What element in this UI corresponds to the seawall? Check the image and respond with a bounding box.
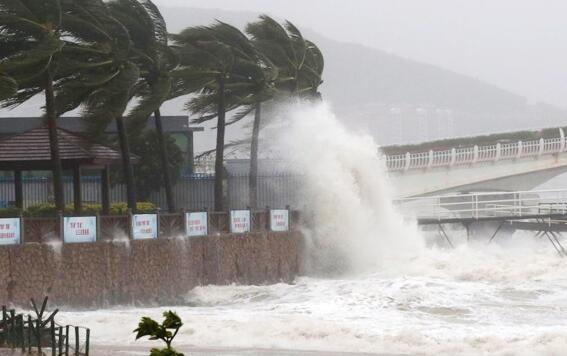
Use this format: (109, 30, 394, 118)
(0, 231, 301, 308)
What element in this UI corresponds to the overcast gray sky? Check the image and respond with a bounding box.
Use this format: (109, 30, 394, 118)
(154, 0, 567, 108)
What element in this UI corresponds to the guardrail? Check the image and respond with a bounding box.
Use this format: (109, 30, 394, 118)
(385, 129, 566, 171)
(0, 297, 90, 355)
(395, 189, 567, 220)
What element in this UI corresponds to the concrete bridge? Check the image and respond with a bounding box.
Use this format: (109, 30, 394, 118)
(384, 128, 567, 198)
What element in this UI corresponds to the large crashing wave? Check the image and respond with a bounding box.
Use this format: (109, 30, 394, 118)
(263, 101, 423, 274)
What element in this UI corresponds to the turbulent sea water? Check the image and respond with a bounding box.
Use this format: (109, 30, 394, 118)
(57, 103, 567, 355)
(57, 235, 567, 355)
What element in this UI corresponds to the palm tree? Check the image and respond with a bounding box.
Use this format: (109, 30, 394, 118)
(172, 22, 260, 211)
(244, 16, 325, 208)
(53, 0, 140, 211)
(107, 0, 179, 212)
(0, 0, 68, 211)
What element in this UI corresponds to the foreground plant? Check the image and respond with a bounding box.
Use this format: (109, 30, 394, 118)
(134, 311, 184, 356)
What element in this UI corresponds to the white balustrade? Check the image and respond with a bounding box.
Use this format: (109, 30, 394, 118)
(385, 132, 567, 171)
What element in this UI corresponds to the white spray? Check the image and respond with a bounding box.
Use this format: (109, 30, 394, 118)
(263, 101, 423, 274)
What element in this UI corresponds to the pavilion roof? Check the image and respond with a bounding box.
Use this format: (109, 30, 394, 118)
(0, 126, 130, 169)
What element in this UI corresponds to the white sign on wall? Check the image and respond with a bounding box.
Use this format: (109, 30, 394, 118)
(63, 216, 97, 243)
(270, 209, 290, 232)
(0, 218, 20, 245)
(185, 212, 208, 237)
(132, 214, 158, 240)
(230, 210, 251, 233)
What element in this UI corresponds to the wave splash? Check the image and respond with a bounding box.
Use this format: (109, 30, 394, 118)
(263, 101, 423, 275)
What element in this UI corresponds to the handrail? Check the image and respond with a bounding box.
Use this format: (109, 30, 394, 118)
(395, 189, 567, 220)
(385, 131, 566, 171)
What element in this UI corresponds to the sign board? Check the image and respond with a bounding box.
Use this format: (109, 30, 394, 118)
(185, 212, 208, 237)
(63, 216, 97, 244)
(0, 218, 20, 245)
(270, 209, 290, 232)
(230, 210, 251, 233)
(132, 214, 158, 240)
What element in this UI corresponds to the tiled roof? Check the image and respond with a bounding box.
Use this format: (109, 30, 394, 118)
(0, 126, 124, 163)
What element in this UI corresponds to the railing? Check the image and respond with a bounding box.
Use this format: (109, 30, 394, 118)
(395, 189, 567, 221)
(385, 130, 566, 171)
(0, 173, 299, 211)
(0, 298, 90, 355)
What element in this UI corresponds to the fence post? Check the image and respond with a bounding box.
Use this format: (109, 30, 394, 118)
(450, 148, 456, 166)
(517, 141, 523, 159)
(58, 326, 63, 355)
(95, 212, 100, 242)
(27, 315, 31, 352)
(19, 315, 24, 352)
(286, 205, 291, 231)
(85, 329, 90, 356)
(404, 152, 411, 171)
(473, 145, 479, 163)
(51, 319, 56, 356)
(36, 318, 41, 355)
(19, 213, 24, 245)
(9, 309, 14, 349)
(75, 326, 79, 356)
(427, 150, 433, 168)
(495, 143, 501, 162)
(561, 128, 565, 152)
(127, 209, 133, 240)
(58, 211, 64, 242)
(65, 325, 69, 355)
(156, 208, 161, 238)
(538, 138, 544, 156)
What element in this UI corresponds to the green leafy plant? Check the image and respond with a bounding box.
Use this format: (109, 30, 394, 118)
(1, 202, 158, 217)
(134, 311, 184, 356)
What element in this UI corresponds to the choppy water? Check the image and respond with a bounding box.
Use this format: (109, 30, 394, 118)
(57, 233, 567, 356)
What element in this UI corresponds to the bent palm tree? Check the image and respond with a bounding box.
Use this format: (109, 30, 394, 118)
(54, 0, 140, 211)
(108, 0, 179, 212)
(0, 0, 67, 211)
(172, 22, 260, 211)
(244, 16, 325, 207)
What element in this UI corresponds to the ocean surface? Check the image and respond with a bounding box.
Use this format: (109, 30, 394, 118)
(57, 233, 567, 356)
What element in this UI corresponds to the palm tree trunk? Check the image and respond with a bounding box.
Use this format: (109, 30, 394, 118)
(45, 70, 65, 212)
(214, 78, 226, 211)
(248, 103, 261, 209)
(115, 115, 137, 212)
(154, 108, 176, 212)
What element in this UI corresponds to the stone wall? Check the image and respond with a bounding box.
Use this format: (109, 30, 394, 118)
(0, 231, 301, 308)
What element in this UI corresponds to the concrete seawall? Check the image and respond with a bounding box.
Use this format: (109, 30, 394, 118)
(0, 231, 301, 308)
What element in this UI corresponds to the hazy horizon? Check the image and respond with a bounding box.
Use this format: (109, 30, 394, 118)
(154, 0, 567, 109)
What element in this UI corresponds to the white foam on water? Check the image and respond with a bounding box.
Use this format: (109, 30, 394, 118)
(55, 102, 567, 355)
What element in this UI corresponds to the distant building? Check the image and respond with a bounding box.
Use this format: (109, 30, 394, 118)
(0, 116, 203, 174)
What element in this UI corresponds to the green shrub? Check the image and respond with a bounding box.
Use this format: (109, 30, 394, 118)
(109, 202, 157, 215)
(22, 202, 157, 217)
(134, 311, 184, 356)
(0, 207, 21, 218)
(25, 203, 62, 217)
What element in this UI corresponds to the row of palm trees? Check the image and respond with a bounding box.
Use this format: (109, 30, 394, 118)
(0, 0, 324, 212)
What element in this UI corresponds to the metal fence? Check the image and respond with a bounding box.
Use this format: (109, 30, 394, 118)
(0, 173, 301, 210)
(0, 298, 90, 356)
